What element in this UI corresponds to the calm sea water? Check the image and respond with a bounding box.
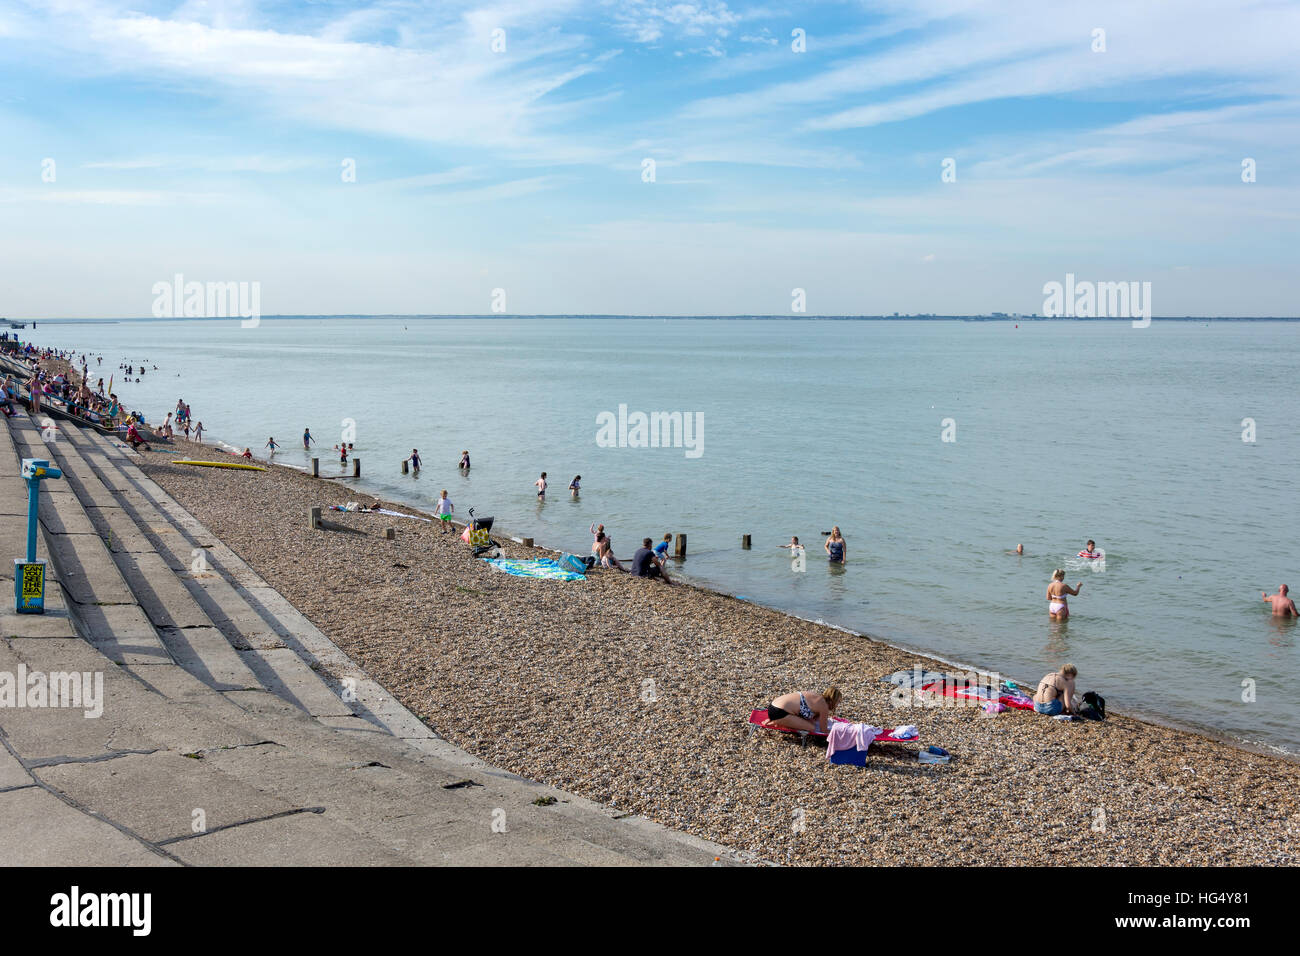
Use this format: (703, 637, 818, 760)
(30, 318, 1300, 754)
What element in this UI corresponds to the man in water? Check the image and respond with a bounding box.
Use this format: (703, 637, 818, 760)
(1262, 585, 1298, 617)
(535, 472, 547, 499)
(303, 428, 314, 450)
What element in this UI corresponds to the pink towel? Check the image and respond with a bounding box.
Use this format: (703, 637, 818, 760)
(826, 722, 883, 760)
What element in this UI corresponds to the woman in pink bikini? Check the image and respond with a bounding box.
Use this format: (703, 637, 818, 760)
(1047, 569, 1082, 620)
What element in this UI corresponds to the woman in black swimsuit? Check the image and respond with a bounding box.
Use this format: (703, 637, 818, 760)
(764, 687, 842, 733)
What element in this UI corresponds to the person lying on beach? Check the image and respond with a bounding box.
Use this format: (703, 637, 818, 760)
(825, 527, 846, 563)
(631, 538, 672, 584)
(1033, 665, 1077, 716)
(763, 687, 842, 734)
(1262, 585, 1298, 617)
(1047, 569, 1082, 620)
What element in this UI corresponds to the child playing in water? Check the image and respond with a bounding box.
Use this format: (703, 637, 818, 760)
(265, 437, 278, 455)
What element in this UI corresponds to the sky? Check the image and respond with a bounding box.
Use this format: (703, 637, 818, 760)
(1, 0, 1297, 317)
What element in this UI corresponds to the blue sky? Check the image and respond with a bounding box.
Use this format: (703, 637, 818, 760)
(1, 0, 1297, 316)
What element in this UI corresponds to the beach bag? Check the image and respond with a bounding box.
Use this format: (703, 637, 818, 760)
(470, 527, 490, 548)
(1077, 691, 1106, 721)
(559, 553, 588, 575)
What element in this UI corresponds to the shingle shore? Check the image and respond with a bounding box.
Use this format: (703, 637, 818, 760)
(137, 440, 1299, 865)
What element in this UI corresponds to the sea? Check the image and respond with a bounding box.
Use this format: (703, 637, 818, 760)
(26, 317, 1300, 756)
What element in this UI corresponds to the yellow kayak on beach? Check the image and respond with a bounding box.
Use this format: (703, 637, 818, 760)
(171, 460, 266, 472)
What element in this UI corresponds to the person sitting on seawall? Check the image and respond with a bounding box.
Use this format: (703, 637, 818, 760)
(762, 687, 843, 733)
(1047, 569, 1082, 620)
(631, 537, 672, 584)
(1033, 664, 1078, 716)
(1262, 584, 1298, 617)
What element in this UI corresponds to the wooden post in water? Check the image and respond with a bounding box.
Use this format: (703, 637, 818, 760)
(309, 507, 321, 529)
(401, 460, 408, 474)
(742, 534, 752, 549)
(675, 533, 687, 557)
(353, 459, 360, 478)
(311, 457, 319, 478)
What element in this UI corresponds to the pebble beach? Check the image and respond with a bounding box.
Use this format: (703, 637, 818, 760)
(125, 438, 1300, 866)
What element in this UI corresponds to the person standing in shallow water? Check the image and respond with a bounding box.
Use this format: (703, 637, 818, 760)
(1047, 569, 1082, 620)
(535, 472, 547, 499)
(1262, 585, 1298, 617)
(303, 428, 314, 451)
(825, 526, 846, 563)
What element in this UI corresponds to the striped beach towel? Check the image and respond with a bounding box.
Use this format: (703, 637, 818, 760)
(480, 557, 585, 581)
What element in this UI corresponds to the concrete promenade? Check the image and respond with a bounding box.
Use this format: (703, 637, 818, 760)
(0, 409, 743, 866)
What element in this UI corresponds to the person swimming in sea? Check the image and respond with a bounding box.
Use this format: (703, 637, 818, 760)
(1047, 569, 1082, 620)
(1079, 539, 1101, 559)
(1262, 585, 1298, 617)
(824, 526, 846, 564)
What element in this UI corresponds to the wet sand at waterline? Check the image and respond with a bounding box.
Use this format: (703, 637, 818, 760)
(134, 438, 1299, 866)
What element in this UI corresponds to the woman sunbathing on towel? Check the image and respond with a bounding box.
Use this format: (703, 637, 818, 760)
(763, 687, 842, 734)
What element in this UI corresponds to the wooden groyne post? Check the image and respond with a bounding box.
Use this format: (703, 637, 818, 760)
(353, 459, 360, 478)
(742, 534, 751, 549)
(675, 533, 687, 557)
(311, 457, 319, 478)
(310, 507, 321, 529)
(401, 460, 408, 474)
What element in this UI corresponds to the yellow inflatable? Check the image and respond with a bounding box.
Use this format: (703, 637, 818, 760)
(171, 460, 266, 472)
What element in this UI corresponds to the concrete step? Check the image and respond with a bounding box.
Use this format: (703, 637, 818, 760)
(49, 420, 351, 719)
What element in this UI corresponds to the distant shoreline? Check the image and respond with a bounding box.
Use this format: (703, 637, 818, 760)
(17, 315, 1300, 323)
